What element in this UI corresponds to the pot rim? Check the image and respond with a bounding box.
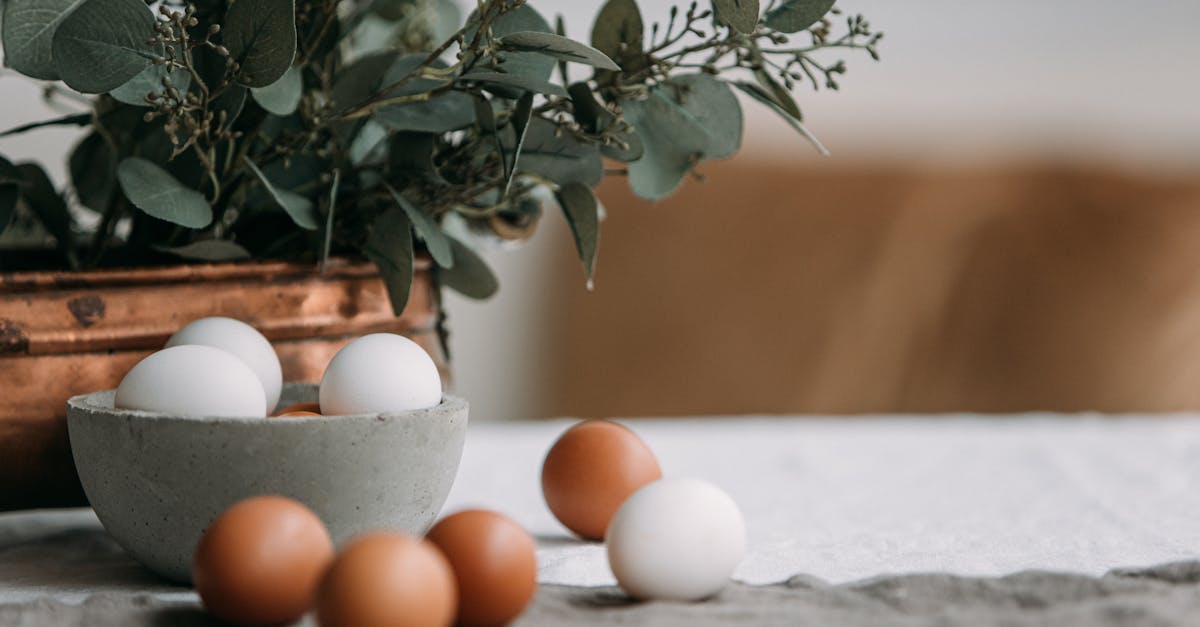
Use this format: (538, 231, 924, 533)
(0, 256, 433, 293)
(67, 387, 466, 425)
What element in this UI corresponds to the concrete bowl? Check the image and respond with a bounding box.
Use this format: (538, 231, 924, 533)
(66, 382, 467, 583)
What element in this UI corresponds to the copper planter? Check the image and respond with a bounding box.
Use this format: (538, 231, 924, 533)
(0, 258, 443, 511)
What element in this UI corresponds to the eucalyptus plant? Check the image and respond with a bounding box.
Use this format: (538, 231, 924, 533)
(0, 0, 881, 313)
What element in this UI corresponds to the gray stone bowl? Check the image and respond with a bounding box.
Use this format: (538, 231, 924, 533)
(66, 383, 467, 583)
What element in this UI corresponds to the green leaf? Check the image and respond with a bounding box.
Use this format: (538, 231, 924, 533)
(764, 0, 837, 34)
(211, 85, 248, 132)
(50, 0, 157, 93)
(466, 5, 554, 88)
(374, 54, 475, 132)
(69, 132, 117, 213)
(504, 118, 603, 187)
(321, 169, 339, 272)
(250, 64, 304, 115)
(754, 68, 801, 120)
(674, 74, 743, 159)
(622, 74, 742, 199)
(732, 80, 827, 155)
(601, 129, 644, 162)
(388, 132, 446, 183)
(713, 0, 761, 34)
(0, 112, 91, 138)
(17, 162, 78, 267)
(505, 91, 534, 195)
(568, 82, 615, 133)
(1, 0, 86, 80)
(498, 31, 620, 71)
(223, 0, 298, 87)
(243, 157, 319, 230)
(0, 158, 22, 236)
(363, 207, 414, 316)
(437, 237, 498, 300)
(384, 184, 453, 269)
(116, 157, 212, 228)
(556, 181, 600, 286)
(458, 71, 567, 97)
(109, 53, 193, 107)
(157, 240, 252, 262)
(591, 0, 643, 61)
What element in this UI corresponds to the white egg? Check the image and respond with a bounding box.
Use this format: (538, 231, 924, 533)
(165, 317, 282, 413)
(115, 345, 267, 417)
(319, 333, 442, 415)
(605, 478, 746, 601)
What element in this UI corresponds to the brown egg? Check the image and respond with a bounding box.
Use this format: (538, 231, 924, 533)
(426, 510, 538, 627)
(274, 410, 322, 418)
(193, 495, 334, 626)
(541, 420, 662, 540)
(317, 532, 457, 627)
(274, 401, 322, 416)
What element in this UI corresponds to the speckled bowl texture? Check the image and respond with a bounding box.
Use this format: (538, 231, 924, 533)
(66, 383, 467, 583)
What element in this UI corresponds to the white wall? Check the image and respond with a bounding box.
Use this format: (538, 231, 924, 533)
(3, 0, 1199, 420)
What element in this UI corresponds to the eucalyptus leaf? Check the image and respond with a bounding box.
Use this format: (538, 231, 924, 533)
(601, 129, 644, 162)
(158, 240, 252, 261)
(211, 85, 248, 132)
(556, 181, 600, 285)
(498, 31, 620, 71)
(459, 71, 567, 97)
(622, 93, 705, 200)
(713, 0, 761, 34)
(349, 120, 389, 165)
(568, 82, 614, 133)
(754, 67, 801, 120)
(670, 73, 743, 159)
(50, 0, 157, 93)
(764, 0, 837, 34)
(505, 91, 534, 194)
(437, 236, 498, 300)
(504, 118, 603, 187)
(385, 184, 453, 269)
(116, 157, 213, 228)
(591, 0, 643, 61)
(374, 54, 475, 132)
(330, 51, 397, 142)
(109, 54, 192, 107)
(16, 162, 77, 266)
(250, 64, 304, 115)
(388, 132, 446, 183)
(69, 132, 117, 213)
(733, 80, 828, 155)
(223, 0, 298, 87)
(244, 157, 319, 230)
(363, 207, 414, 315)
(622, 74, 742, 199)
(0, 158, 22, 236)
(2, 0, 86, 80)
(463, 3, 552, 87)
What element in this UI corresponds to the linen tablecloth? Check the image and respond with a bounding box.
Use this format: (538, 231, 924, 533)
(4, 413, 1200, 624)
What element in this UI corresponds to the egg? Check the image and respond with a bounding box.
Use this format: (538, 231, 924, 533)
(317, 532, 457, 627)
(541, 420, 662, 540)
(115, 345, 266, 417)
(425, 510, 537, 627)
(274, 401, 322, 416)
(166, 316, 283, 413)
(193, 496, 334, 625)
(606, 478, 746, 601)
(319, 333, 442, 415)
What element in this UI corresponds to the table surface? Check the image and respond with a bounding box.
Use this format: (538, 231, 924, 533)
(5, 413, 1200, 623)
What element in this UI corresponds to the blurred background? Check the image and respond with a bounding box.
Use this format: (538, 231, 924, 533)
(4, 0, 1200, 420)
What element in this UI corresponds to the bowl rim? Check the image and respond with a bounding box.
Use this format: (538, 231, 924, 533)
(66, 386, 466, 424)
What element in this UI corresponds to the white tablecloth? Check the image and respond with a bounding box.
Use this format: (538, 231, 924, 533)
(5, 413, 1200, 605)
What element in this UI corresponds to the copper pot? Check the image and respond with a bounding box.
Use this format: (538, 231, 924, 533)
(0, 258, 443, 511)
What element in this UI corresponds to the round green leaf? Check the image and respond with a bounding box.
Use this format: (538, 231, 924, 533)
(109, 54, 193, 107)
(116, 157, 213, 228)
(69, 132, 117, 213)
(223, 0, 298, 88)
(50, 0, 158, 94)
(764, 0, 837, 34)
(1, 0, 87, 80)
(671, 73, 743, 160)
(504, 118, 603, 187)
(713, 0, 761, 34)
(437, 237, 498, 300)
(591, 0, 643, 60)
(250, 64, 304, 115)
